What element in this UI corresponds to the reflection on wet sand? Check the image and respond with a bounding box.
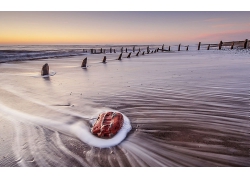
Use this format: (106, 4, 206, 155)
(0, 49, 249, 166)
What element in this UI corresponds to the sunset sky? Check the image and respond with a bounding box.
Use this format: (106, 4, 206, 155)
(0, 11, 249, 45)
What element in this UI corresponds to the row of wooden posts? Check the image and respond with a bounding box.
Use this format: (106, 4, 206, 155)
(81, 46, 163, 68)
(41, 45, 161, 75)
(87, 46, 166, 54)
(41, 39, 249, 76)
(84, 39, 249, 53)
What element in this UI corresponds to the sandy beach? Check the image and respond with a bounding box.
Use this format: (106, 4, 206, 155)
(0, 46, 249, 166)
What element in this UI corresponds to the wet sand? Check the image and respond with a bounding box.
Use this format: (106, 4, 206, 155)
(0, 48, 249, 166)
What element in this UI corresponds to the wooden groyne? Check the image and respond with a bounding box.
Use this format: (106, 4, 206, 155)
(82, 39, 249, 55)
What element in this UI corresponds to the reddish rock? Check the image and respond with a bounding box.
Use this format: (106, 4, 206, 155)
(91, 112, 124, 138)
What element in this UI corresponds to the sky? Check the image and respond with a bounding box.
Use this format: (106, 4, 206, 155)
(0, 11, 249, 45)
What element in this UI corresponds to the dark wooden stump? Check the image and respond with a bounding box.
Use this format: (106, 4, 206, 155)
(244, 39, 248, 49)
(41, 63, 49, 76)
(118, 53, 122, 60)
(102, 56, 106, 63)
(198, 42, 201, 50)
(81, 57, 87, 68)
(127, 52, 131, 58)
(231, 42, 234, 49)
(219, 41, 223, 50)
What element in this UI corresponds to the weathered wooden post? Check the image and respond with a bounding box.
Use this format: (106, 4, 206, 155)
(102, 56, 106, 63)
(168, 46, 170, 51)
(91, 49, 93, 54)
(136, 51, 139, 56)
(231, 42, 234, 49)
(186, 45, 189, 51)
(178, 44, 181, 51)
(157, 48, 159, 52)
(118, 53, 122, 60)
(198, 42, 201, 50)
(147, 46, 149, 52)
(142, 51, 145, 55)
(127, 52, 131, 58)
(162, 44, 164, 51)
(41, 63, 49, 76)
(219, 41, 223, 50)
(81, 57, 87, 68)
(133, 46, 135, 52)
(100, 48, 103, 53)
(110, 48, 112, 53)
(114, 49, 116, 53)
(244, 39, 248, 49)
(121, 47, 123, 53)
(154, 49, 156, 53)
(207, 44, 210, 50)
(126, 48, 128, 53)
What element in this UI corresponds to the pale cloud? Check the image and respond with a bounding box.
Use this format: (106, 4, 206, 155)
(212, 22, 250, 28)
(193, 30, 250, 43)
(212, 23, 236, 28)
(204, 18, 226, 22)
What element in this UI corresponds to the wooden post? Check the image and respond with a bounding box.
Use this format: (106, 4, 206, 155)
(147, 46, 149, 52)
(157, 48, 159, 52)
(118, 53, 122, 60)
(127, 52, 131, 58)
(198, 42, 201, 50)
(207, 44, 210, 50)
(102, 56, 106, 63)
(244, 39, 248, 49)
(41, 63, 49, 76)
(91, 49, 93, 54)
(100, 48, 103, 53)
(219, 41, 223, 50)
(231, 42, 234, 49)
(142, 51, 145, 55)
(136, 51, 139, 56)
(126, 48, 127, 53)
(169, 46, 170, 51)
(178, 44, 181, 51)
(121, 47, 123, 53)
(162, 44, 164, 51)
(104, 49, 106, 54)
(114, 49, 116, 53)
(154, 49, 156, 53)
(186, 45, 189, 51)
(133, 46, 135, 52)
(81, 57, 87, 68)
